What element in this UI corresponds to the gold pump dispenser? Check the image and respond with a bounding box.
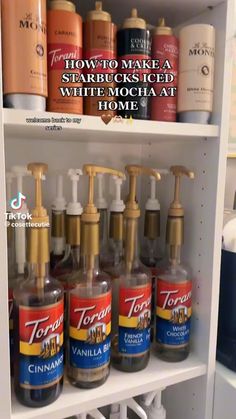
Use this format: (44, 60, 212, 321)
(155, 165, 194, 363)
(27, 163, 49, 289)
(111, 165, 160, 373)
(67, 164, 124, 390)
(13, 163, 64, 408)
(124, 165, 161, 273)
(166, 165, 194, 262)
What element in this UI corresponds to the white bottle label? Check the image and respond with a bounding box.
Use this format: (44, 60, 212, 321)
(177, 24, 215, 113)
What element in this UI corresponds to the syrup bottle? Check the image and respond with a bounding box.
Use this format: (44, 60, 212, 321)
(50, 174, 66, 271)
(67, 165, 124, 388)
(52, 169, 83, 288)
(13, 163, 64, 407)
(155, 166, 194, 362)
(111, 165, 160, 372)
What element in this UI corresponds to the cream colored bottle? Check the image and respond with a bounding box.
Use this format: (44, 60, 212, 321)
(177, 24, 215, 124)
(1, 0, 47, 110)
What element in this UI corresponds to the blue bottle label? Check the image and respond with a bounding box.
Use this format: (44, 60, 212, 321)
(118, 285, 152, 355)
(156, 279, 192, 346)
(69, 291, 111, 369)
(19, 300, 64, 388)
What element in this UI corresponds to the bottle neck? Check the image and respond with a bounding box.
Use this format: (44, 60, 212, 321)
(124, 217, 140, 273)
(80, 220, 100, 281)
(99, 208, 109, 249)
(28, 262, 50, 288)
(168, 244, 181, 266)
(51, 210, 66, 255)
(110, 238, 123, 266)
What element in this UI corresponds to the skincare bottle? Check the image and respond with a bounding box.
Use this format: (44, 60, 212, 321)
(111, 165, 160, 372)
(155, 166, 194, 362)
(13, 163, 64, 407)
(67, 165, 124, 388)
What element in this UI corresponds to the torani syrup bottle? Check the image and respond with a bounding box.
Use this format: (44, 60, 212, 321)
(47, 0, 83, 114)
(151, 18, 178, 122)
(84, 1, 117, 116)
(112, 166, 160, 372)
(67, 165, 124, 388)
(155, 166, 194, 362)
(50, 174, 66, 271)
(13, 163, 64, 407)
(117, 9, 151, 120)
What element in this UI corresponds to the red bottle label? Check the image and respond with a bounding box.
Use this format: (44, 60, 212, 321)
(48, 43, 82, 70)
(84, 49, 116, 74)
(151, 35, 178, 122)
(118, 54, 151, 80)
(69, 292, 111, 369)
(19, 300, 64, 388)
(156, 279, 192, 346)
(118, 285, 151, 354)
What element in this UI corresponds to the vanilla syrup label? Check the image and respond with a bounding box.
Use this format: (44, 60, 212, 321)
(156, 279, 192, 347)
(19, 300, 64, 388)
(118, 285, 151, 355)
(69, 292, 111, 369)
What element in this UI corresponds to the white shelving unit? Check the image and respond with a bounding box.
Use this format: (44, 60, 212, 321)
(0, 1, 234, 419)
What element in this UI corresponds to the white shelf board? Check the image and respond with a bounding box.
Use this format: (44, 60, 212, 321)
(216, 362, 236, 388)
(3, 109, 219, 144)
(12, 353, 206, 419)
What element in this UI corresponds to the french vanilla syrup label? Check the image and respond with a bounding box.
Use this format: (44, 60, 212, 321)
(69, 292, 111, 369)
(19, 300, 64, 388)
(156, 279, 192, 347)
(118, 285, 151, 354)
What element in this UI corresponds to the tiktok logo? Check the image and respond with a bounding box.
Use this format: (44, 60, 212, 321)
(10, 192, 26, 210)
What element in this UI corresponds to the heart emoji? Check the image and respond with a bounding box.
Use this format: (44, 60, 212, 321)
(101, 114, 112, 125)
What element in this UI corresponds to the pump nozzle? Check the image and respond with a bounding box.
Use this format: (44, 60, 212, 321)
(83, 164, 125, 222)
(67, 169, 83, 215)
(167, 165, 194, 262)
(28, 163, 48, 219)
(96, 173, 108, 210)
(52, 174, 66, 211)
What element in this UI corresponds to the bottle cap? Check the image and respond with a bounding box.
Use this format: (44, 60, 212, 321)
(49, 0, 76, 12)
(95, 173, 108, 209)
(123, 8, 146, 30)
(110, 175, 125, 213)
(154, 17, 173, 35)
(52, 174, 66, 212)
(67, 169, 83, 215)
(87, 1, 111, 22)
(11, 165, 30, 214)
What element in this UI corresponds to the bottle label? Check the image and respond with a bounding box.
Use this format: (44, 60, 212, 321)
(84, 49, 116, 75)
(48, 43, 82, 71)
(118, 285, 151, 355)
(69, 292, 111, 369)
(8, 288, 13, 359)
(156, 279, 192, 347)
(19, 300, 64, 388)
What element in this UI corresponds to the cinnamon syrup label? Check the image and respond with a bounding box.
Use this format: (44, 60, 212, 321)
(118, 285, 151, 354)
(156, 279, 192, 347)
(48, 43, 82, 70)
(69, 292, 111, 369)
(19, 300, 64, 389)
